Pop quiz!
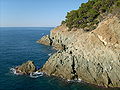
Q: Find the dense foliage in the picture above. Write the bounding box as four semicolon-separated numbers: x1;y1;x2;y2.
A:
62;0;120;31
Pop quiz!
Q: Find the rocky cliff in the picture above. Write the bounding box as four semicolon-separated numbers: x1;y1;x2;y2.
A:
38;15;120;88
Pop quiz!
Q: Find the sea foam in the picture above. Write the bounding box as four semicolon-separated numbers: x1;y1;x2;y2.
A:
10;68;44;78
10;68;22;75
67;78;82;82
30;71;44;78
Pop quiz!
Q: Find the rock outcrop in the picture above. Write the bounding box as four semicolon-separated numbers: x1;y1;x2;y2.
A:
15;60;36;75
38;16;120;88
37;35;52;46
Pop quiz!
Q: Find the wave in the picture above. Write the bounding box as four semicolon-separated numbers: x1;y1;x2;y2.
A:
10;68;22;75
29;71;44;78
48;53;52;56
10;68;44;78
67;78;82;82
10;67;81;81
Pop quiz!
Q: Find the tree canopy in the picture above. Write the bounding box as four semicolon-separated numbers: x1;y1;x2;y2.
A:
62;0;120;31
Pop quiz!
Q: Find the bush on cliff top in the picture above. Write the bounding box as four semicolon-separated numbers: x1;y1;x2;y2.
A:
62;0;120;31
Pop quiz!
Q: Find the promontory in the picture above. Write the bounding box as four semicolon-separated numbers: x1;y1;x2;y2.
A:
17;0;120;88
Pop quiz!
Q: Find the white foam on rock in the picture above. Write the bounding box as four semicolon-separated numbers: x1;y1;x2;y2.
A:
10;68;22;75
67;78;82;82
10;68;44;78
48;53;52;56
29;71;44;78
77;78;82;82
10;67;81;81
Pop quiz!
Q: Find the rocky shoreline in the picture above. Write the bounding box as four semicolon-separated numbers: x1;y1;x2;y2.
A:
37;16;120;88
15;15;120;88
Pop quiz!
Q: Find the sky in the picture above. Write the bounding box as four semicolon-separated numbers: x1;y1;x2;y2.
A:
0;0;88;27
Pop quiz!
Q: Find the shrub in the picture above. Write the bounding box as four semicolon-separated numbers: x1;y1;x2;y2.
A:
62;0;120;31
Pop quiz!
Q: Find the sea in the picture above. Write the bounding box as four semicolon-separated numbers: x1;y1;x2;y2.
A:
0;27;119;90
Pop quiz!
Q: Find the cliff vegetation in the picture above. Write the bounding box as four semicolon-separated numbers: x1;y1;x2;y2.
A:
62;0;120;31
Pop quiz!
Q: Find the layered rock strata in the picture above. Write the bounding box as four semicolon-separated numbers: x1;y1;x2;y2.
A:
38;16;120;87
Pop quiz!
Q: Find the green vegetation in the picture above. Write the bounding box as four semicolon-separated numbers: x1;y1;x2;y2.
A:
62;0;120;31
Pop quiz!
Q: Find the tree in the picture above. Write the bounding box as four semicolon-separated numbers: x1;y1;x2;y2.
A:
62;0;120;31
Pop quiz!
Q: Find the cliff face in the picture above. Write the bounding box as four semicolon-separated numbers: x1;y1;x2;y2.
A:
38;16;120;87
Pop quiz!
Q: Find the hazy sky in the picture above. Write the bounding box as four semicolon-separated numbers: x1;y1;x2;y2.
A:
0;0;88;27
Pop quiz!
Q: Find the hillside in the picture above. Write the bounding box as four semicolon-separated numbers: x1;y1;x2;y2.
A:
62;0;120;31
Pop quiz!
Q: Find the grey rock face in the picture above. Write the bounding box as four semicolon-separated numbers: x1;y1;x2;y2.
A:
37;35;52;46
39;16;120;87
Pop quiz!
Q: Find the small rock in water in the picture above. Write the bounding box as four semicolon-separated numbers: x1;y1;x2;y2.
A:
12;60;36;75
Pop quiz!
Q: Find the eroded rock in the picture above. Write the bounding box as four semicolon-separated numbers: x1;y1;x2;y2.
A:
16;60;36;75
39;16;120;87
37;35;52;46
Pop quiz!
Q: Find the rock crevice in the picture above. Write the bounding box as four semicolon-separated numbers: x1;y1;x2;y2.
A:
38;16;120;87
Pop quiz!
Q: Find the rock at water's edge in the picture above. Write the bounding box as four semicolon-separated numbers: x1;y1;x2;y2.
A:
37;35;52;46
16;60;36;75
38;16;120;88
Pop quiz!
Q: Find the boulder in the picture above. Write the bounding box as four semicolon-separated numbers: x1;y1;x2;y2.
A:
37;35;52;46
16;60;36;75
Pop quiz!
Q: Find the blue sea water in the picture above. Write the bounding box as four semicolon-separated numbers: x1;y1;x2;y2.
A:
0;27;119;90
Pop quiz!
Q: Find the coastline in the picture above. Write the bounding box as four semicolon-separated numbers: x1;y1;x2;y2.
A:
37;16;120;88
